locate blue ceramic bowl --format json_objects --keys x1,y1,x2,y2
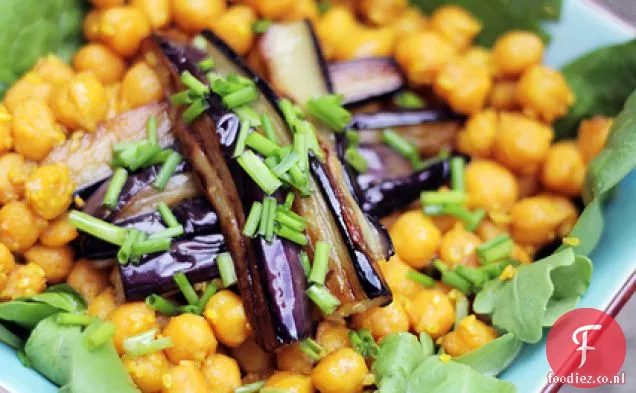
[{"x1": 1, "y1": 0, "x2": 634, "y2": 392}]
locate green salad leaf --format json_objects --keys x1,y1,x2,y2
[
  {"x1": 0, "y1": 290, "x2": 85, "y2": 329},
  {"x1": 373, "y1": 333, "x2": 428, "y2": 393},
  {"x1": 455, "y1": 333, "x2": 523, "y2": 376},
  {"x1": 0, "y1": 322, "x2": 24, "y2": 350},
  {"x1": 0, "y1": 0, "x2": 86, "y2": 97},
  {"x1": 554, "y1": 40, "x2": 636, "y2": 139}
]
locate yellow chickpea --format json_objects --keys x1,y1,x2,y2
[
  {"x1": 0, "y1": 201, "x2": 47, "y2": 252},
  {"x1": 316, "y1": 6, "x2": 360, "y2": 60},
  {"x1": 105, "y1": 82, "x2": 122, "y2": 119},
  {"x1": 161, "y1": 363, "x2": 208, "y2": 393},
  {"x1": 465, "y1": 159, "x2": 519, "y2": 212},
  {"x1": 32, "y1": 55, "x2": 74, "y2": 88},
  {"x1": 545, "y1": 194, "x2": 578, "y2": 237},
  {"x1": 124, "y1": 351, "x2": 170, "y2": 393},
  {"x1": 211, "y1": 5, "x2": 257, "y2": 56},
  {"x1": 67, "y1": 259, "x2": 110, "y2": 302},
  {"x1": 577, "y1": 116, "x2": 612, "y2": 162},
  {"x1": 512, "y1": 243, "x2": 532, "y2": 264},
  {"x1": 461, "y1": 47, "x2": 493, "y2": 75},
  {"x1": 438, "y1": 223, "x2": 482, "y2": 268},
  {"x1": 131, "y1": 0, "x2": 172, "y2": 29},
  {"x1": 0, "y1": 263, "x2": 46, "y2": 300},
  {"x1": 277, "y1": 341, "x2": 314, "y2": 375},
  {"x1": 359, "y1": 0, "x2": 408, "y2": 26},
  {"x1": 315, "y1": 321, "x2": 351, "y2": 354},
  {"x1": 312, "y1": 348, "x2": 368, "y2": 393},
  {"x1": 541, "y1": 141, "x2": 586, "y2": 197},
  {"x1": 492, "y1": 31, "x2": 544, "y2": 77},
  {"x1": 203, "y1": 289, "x2": 249, "y2": 348},
  {"x1": 434, "y1": 60, "x2": 492, "y2": 115},
  {"x1": 441, "y1": 315, "x2": 497, "y2": 357},
  {"x1": 378, "y1": 256, "x2": 421, "y2": 299},
  {"x1": 389, "y1": 210, "x2": 441, "y2": 269},
  {"x1": 73, "y1": 44, "x2": 127, "y2": 85},
  {"x1": 517, "y1": 65, "x2": 574, "y2": 123},
  {"x1": 405, "y1": 289, "x2": 454, "y2": 339},
  {"x1": 0, "y1": 243, "x2": 16, "y2": 293},
  {"x1": 24, "y1": 245, "x2": 74, "y2": 283},
  {"x1": 87, "y1": 287, "x2": 118, "y2": 320},
  {"x1": 352, "y1": 300, "x2": 409, "y2": 340},
  {"x1": 456, "y1": 109, "x2": 497, "y2": 157},
  {"x1": 202, "y1": 354, "x2": 242, "y2": 393},
  {"x1": 266, "y1": 371, "x2": 314, "y2": 393},
  {"x1": 489, "y1": 80, "x2": 518, "y2": 110},
  {"x1": 109, "y1": 302, "x2": 157, "y2": 354},
  {"x1": 285, "y1": 0, "x2": 319, "y2": 22},
  {"x1": 476, "y1": 218, "x2": 508, "y2": 242},
  {"x1": 254, "y1": 0, "x2": 295, "y2": 20},
  {"x1": 51, "y1": 72, "x2": 108, "y2": 132},
  {"x1": 395, "y1": 31, "x2": 457, "y2": 85},
  {"x1": 0, "y1": 119, "x2": 12, "y2": 155},
  {"x1": 0, "y1": 153, "x2": 30, "y2": 205},
  {"x1": 430, "y1": 5, "x2": 482, "y2": 50},
  {"x1": 91, "y1": 0, "x2": 125, "y2": 8},
  {"x1": 231, "y1": 337, "x2": 275, "y2": 374},
  {"x1": 172, "y1": 0, "x2": 226, "y2": 34},
  {"x1": 3, "y1": 73, "x2": 53, "y2": 113},
  {"x1": 390, "y1": 7, "x2": 428, "y2": 38},
  {"x1": 39, "y1": 213, "x2": 78, "y2": 247},
  {"x1": 335, "y1": 27, "x2": 395, "y2": 61},
  {"x1": 24, "y1": 164, "x2": 74, "y2": 220},
  {"x1": 99, "y1": 6, "x2": 151, "y2": 57},
  {"x1": 494, "y1": 112, "x2": 554, "y2": 174},
  {"x1": 163, "y1": 313, "x2": 217, "y2": 362},
  {"x1": 11, "y1": 98, "x2": 65, "y2": 161},
  {"x1": 119, "y1": 62, "x2": 164, "y2": 112},
  {"x1": 84, "y1": 10, "x2": 103, "y2": 41},
  {"x1": 509, "y1": 196, "x2": 577, "y2": 246}
]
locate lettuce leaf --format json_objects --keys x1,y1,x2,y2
[{"x1": 455, "y1": 334, "x2": 523, "y2": 376}]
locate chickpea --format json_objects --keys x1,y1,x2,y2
[
  {"x1": 87, "y1": 287, "x2": 117, "y2": 320},
  {"x1": 67, "y1": 259, "x2": 110, "y2": 302},
  {"x1": 461, "y1": 47, "x2": 493, "y2": 74},
  {"x1": 266, "y1": 371, "x2": 314, "y2": 393},
  {"x1": 315, "y1": 321, "x2": 351, "y2": 353},
  {"x1": 512, "y1": 243, "x2": 532, "y2": 264},
  {"x1": 172, "y1": 0, "x2": 226, "y2": 34},
  {"x1": 0, "y1": 119, "x2": 11, "y2": 155},
  {"x1": 492, "y1": 31, "x2": 544, "y2": 77},
  {"x1": 577, "y1": 116, "x2": 612, "y2": 162},
  {"x1": 430, "y1": 5, "x2": 482, "y2": 50},
  {"x1": 231, "y1": 337, "x2": 275, "y2": 374},
  {"x1": 202, "y1": 354, "x2": 242, "y2": 393},
  {"x1": 335, "y1": 27, "x2": 395, "y2": 61},
  {"x1": 316, "y1": 6, "x2": 360, "y2": 60},
  {"x1": 124, "y1": 351, "x2": 170, "y2": 393},
  {"x1": 285, "y1": 0, "x2": 319, "y2": 22},
  {"x1": 517, "y1": 65, "x2": 574, "y2": 123},
  {"x1": 0, "y1": 153, "x2": 30, "y2": 205},
  {"x1": 91, "y1": 0, "x2": 125, "y2": 8},
  {"x1": 405, "y1": 289, "x2": 454, "y2": 339},
  {"x1": 211, "y1": 5, "x2": 257, "y2": 56},
  {"x1": 99, "y1": 6, "x2": 151, "y2": 57},
  {"x1": 73, "y1": 44, "x2": 127, "y2": 85},
  {"x1": 39, "y1": 213, "x2": 78, "y2": 247},
  {"x1": 131, "y1": 0, "x2": 172, "y2": 29},
  {"x1": 456, "y1": 109, "x2": 497, "y2": 157},
  {"x1": 476, "y1": 218, "x2": 508, "y2": 242},
  {"x1": 0, "y1": 201, "x2": 47, "y2": 252},
  {"x1": 119, "y1": 62, "x2": 163, "y2": 112},
  {"x1": 517, "y1": 172, "x2": 540, "y2": 198},
  {"x1": 312, "y1": 348, "x2": 368, "y2": 393},
  {"x1": 105, "y1": 82, "x2": 122, "y2": 119},
  {"x1": 254, "y1": 0, "x2": 295, "y2": 20},
  {"x1": 542, "y1": 194, "x2": 579, "y2": 237},
  {"x1": 3, "y1": 73, "x2": 53, "y2": 113},
  {"x1": 109, "y1": 302, "x2": 157, "y2": 354},
  {"x1": 395, "y1": 31, "x2": 456, "y2": 85},
  {"x1": 438, "y1": 223, "x2": 482, "y2": 268},
  {"x1": 51, "y1": 72, "x2": 108, "y2": 132},
  {"x1": 24, "y1": 164, "x2": 74, "y2": 220},
  {"x1": 161, "y1": 363, "x2": 208, "y2": 393},
  {"x1": 0, "y1": 243, "x2": 16, "y2": 293},
  {"x1": 441, "y1": 315, "x2": 497, "y2": 356},
  {"x1": 494, "y1": 112, "x2": 554, "y2": 174},
  {"x1": 509, "y1": 196, "x2": 577, "y2": 246},
  {"x1": 352, "y1": 300, "x2": 409, "y2": 340},
  {"x1": 390, "y1": 7, "x2": 428, "y2": 38},
  {"x1": 24, "y1": 245, "x2": 74, "y2": 283},
  {"x1": 389, "y1": 210, "x2": 441, "y2": 269},
  {"x1": 277, "y1": 341, "x2": 314, "y2": 375},
  {"x1": 1, "y1": 263, "x2": 46, "y2": 300},
  {"x1": 203, "y1": 289, "x2": 249, "y2": 348},
  {"x1": 434, "y1": 60, "x2": 492, "y2": 115},
  {"x1": 465, "y1": 159, "x2": 519, "y2": 212},
  {"x1": 377, "y1": 256, "x2": 421, "y2": 299},
  {"x1": 11, "y1": 98, "x2": 66, "y2": 161},
  {"x1": 84, "y1": 10, "x2": 103, "y2": 41},
  {"x1": 541, "y1": 141, "x2": 586, "y2": 197},
  {"x1": 359, "y1": 0, "x2": 408, "y2": 26},
  {"x1": 32, "y1": 55, "x2": 74, "y2": 88},
  {"x1": 163, "y1": 313, "x2": 217, "y2": 362}
]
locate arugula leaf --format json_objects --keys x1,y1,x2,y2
[
  {"x1": 21, "y1": 292, "x2": 86, "y2": 313},
  {"x1": 472, "y1": 279, "x2": 503, "y2": 315},
  {"x1": 455, "y1": 333, "x2": 523, "y2": 376},
  {"x1": 0, "y1": 322, "x2": 24, "y2": 350},
  {"x1": 24, "y1": 316, "x2": 81, "y2": 386},
  {"x1": 373, "y1": 333, "x2": 428, "y2": 393},
  {"x1": 554, "y1": 40, "x2": 636, "y2": 139},
  {"x1": 0, "y1": 0, "x2": 86, "y2": 97},
  {"x1": 0, "y1": 301, "x2": 60, "y2": 329}
]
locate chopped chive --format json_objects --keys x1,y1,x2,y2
[
  {"x1": 153, "y1": 151, "x2": 182, "y2": 191},
  {"x1": 56, "y1": 313, "x2": 94, "y2": 326},
  {"x1": 217, "y1": 252, "x2": 237, "y2": 288},
  {"x1": 382, "y1": 129, "x2": 419, "y2": 161},
  {"x1": 149, "y1": 225, "x2": 184, "y2": 240},
  {"x1": 479, "y1": 258, "x2": 519, "y2": 278},
  {"x1": 275, "y1": 145, "x2": 292, "y2": 160},
  {"x1": 173, "y1": 271, "x2": 199, "y2": 305},
  {"x1": 233, "y1": 118, "x2": 252, "y2": 157},
  {"x1": 465, "y1": 208, "x2": 486, "y2": 231},
  {"x1": 146, "y1": 294, "x2": 178, "y2": 316},
  {"x1": 130, "y1": 142, "x2": 161, "y2": 171},
  {"x1": 234, "y1": 106, "x2": 262, "y2": 126},
  {"x1": 476, "y1": 234, "x2": 513, "y2": 265},
  {"x1": 272, "y1": 151, "x2": 299, "y2": 177},
  {"x1": 283, "y1": 192, "x2": 295, "y2": 210},
  {"x1": 212, "y1": 79, "x2": 245, "y2": 96},
  {"x1": 197, "y1": 57, "x2": 215, "y2": 72},
  {"x1": 406, "y1": 271, "x2": 435, "y2": 287},
  {"x1": 454, "y1": 295, "x2": 469, "y2": 330},
  {"x1": 300, "y1": 251, "x2": 311, "y2": 278},
  {"x1": 158, "y1": 202, "x2": 180, "y2": 228},
  {"x1": 246, "y1": 132, "x2": 280, "y2": 157},
  {"x1": 197, "y1": 282, "x2": 218, "y2": 311},
  {"x1": 207, "y1": 71, "x2": 222, "y2": 85},
  {"x1": 265, "y1": 196, "x2": 277, "y2": 242},
  {"x1": 275, "y1": 211, "x2": 306, "y2": 232},
  {"x1": 393, "y1": 90, "x2": 426, "y2": 109},
  {"x1": 441, "y1": 271, "x2": 472, "y2": 294},
  {"x1": 299, "y1": 338, "x2": 327, "y2": 361},
  {"x1": 192, "y1": 34, "x2": 207, "y2": 50},
  {"x1": 275, "y1": 225, "x2": 308, "y2": 246},
  {"x1": 235, "y1": 381, "x2": 266, "y2": 393},
  {"x1": 279, "y1": 99, "x2": 299, "y2": 131},
  {"x1": 306, "y1": 95, "x2": 351, "y2": 132},
  {"x1": 243, "y1": 201, "x2": 263, "y2": 237},
  {"x1": 350, "y1": 329, "x2": 379, "y2": 359},
  {"x1": 117, "y1": 229, "x2": 142, "y2": 264},
  {"x1": 294, "y1": 132, "x2": 308, "y2": 172},
  {"x1": 300, "y1": 121, "x2": 325, "y2": 161},
  {"x1": 131, "y1": 238, "x2": 172, "y2": 257},
  {"x1": 420, "y1": 191, "x2": 466, "y2": 206},
  {"x1": 281, "y1": 209, "x2": 307, "y2": 225},
  {"x1": 227, "y1": 73, "x2": 254, "y2": 88},
  {"x1": 258, "y1": 198, "x2": 273, "y2": 237},
  {"x1": 306, "y1": 285, "x2": 341, "y2": 315},
  {"x1": 450, "y1": 157, "x2": 465, "y2": 192},
  {"x1": 346, "y1": 130, "x2": 360, "y2": 145},
  {"x1": 344, "y1": 147, "x2": 368, "y2": 173},
  {"x1": 130, "y1": 231, "x2": 147, "y2": 265},
  {"x1": 429, "y1": 204, "x2": 485, "y2": 231},
  {"x1": 455, "y1": 265, "x2": 488, "y2": 288},
  {"x1": 178, "y1": 304, "x2": 200, "y2": 314},
  {"x1": 102, "y1": 168, "x2": 128, "y2": 209},
  {"x1": 260, "y1": 113, "x2": 279, "y2": 144},
  {"x1": 147, "y1": 115, "x2": 158, "y2": 145},
  {"x1": 83, "y1": 320, "x2": 116, "y2": 350},
  {"x1": 288, "y1": 165, "x2": 308, "y2": 187},
  {"x1": 308, "y1": 241, "x2": 331, "y2": 285},
  {"x1": 69, "y1": 210, "x2": 128, "y2": 246},
  {"x1": 222, "y1": 86, "x2": 258, "y2": 109},
  {"x1": 433, "y1": 259, "x2": 449, "y2": 273},
  {"x1": 182, "y1": 99, "x2": 209, "y2": 124},
  {"x1": 252, "y1": 19, "x2": 272, "y2": 33},
  {"x1": 170, "y1": 90, "x2": 194, "y2": 106},
  {"x1": 146, "y1": 149, "x2": 173, "y2": 166},
  {"x1": 125, "y1": 335, "x2": 173, "y2": 358},
  {"x1": 180, "y1": 71, "x2": 208, "y2": 96},
  {"x1": 113, "y1": 142, "x2": 137, "y2": 153},
  {"x1": 237, "y1": 150, "x2": 282, "y2": 195}
]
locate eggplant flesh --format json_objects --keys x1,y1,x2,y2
[
  {"x1": 328, "y1": 58, "x2": 405, "y2": 105},
  {"x1": 350, "y1": 109, "x2": 465, "y2": 130}
]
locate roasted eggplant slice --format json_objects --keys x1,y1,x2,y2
[
  {"x1": 350, "y1": 109, "x2": 464, "y2": 129},
  {"x1": 328, "y1": 58, "x2": 405, "y2": 105}
]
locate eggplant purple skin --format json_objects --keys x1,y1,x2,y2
[
  {"x1": 329, "y1": 58, "x2": 404, "y2": 105},
  {"x1": 350, "y1": 109, "x2": 465, "y2": 130}
]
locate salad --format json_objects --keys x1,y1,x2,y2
[{"x1": 0, "y1": 1, "x2": 635, "y2": 393}]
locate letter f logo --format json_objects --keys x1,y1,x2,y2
[{"x1": 572, "y1": 324, "x2": 603, "y2": 368}]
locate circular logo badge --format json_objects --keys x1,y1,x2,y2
[{"x1": 546, "y1": 308, "x2": 626, "y2": 388}]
